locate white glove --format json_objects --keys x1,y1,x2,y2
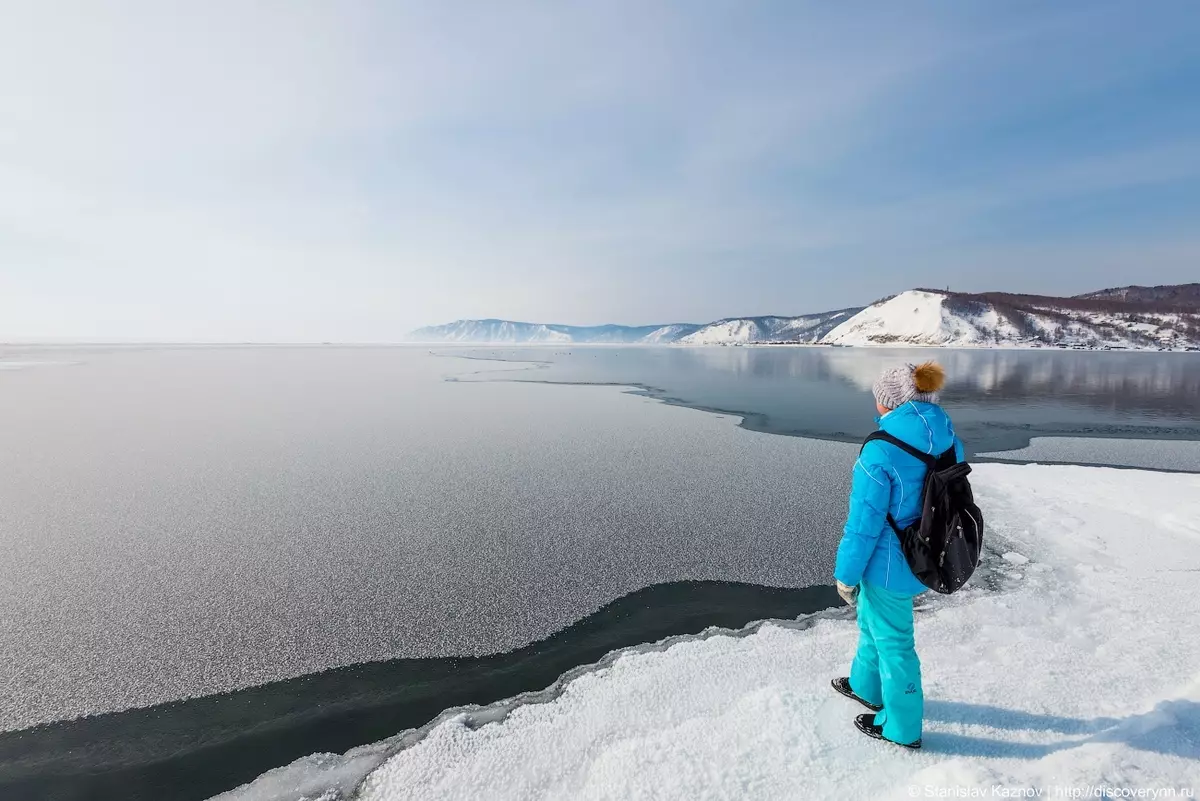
[{"x1": 837, "y1": 580, "x2": 859, "y2": 606}]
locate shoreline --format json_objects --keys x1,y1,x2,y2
[
  {"x1": 4, "y1": 352, "x2": 1198, "y2": 799},
  {"x1": 0, "y1": 582, "x2": 841, "y2": 801},
  {"x1": 237, "y1": 462, "x2": 1200, "y2": 801}
]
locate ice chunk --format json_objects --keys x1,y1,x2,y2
[{"x1": 211, "y1": 749, "x2": 391, "y2": 801}]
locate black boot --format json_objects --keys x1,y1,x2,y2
[
  {"x1": 854, "y1": 713, "x2": 922, "y2": 750},
  {"x1": 831, "y1": 677, "x2": 883, "y2": 712}
]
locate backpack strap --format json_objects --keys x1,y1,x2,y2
[
  {"x1": 860, "y1": 431, "x2": 936, "y2": 466},
  {"x1": 860, "y1": 431, "x2": 937, "y2": 536}
]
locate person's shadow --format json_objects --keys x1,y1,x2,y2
[{"x1": 922, "y1": 699, "x2": 1200, "y2": 760}]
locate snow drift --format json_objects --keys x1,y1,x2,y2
[{"x1": 219, "y1": 462, "x2": 1200, "y2": 801}]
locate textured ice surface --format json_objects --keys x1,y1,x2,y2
[
  {"x1": 235, "y1": 464, "x2": 1200, "y2": 801},
  {"x1": 979, "y1": 436, "x2": 1200, "y2": 472},
  {"x1": 0, "y1": 348, "x2": 856, "y2": 730}
]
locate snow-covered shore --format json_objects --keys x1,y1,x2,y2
[{"x1": 223, "y1": 462, "x2": 1200, "y2": 801}]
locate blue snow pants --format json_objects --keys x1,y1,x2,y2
[{"x1": 849, "y1": 582, "x2": 923, "y2": 745}]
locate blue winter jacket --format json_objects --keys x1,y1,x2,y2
[{"x1": 834, "y1": 401, "x2": 965, "y2": 596}]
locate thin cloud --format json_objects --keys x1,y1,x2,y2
[{"x1": 0, "y1": 2, "x2": 1196, "y2": 340}]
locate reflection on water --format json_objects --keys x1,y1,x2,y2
[{"x1": 459, "y1": 347, "x2": 1200, "y2": 453}]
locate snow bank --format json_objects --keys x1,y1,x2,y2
[{"x1": 222, "y1": 463, "x2": 1200, "y2": 800}]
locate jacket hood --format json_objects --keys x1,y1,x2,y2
[{"x1": 877, "y1": 401, "x2": 957, "y2": 456}]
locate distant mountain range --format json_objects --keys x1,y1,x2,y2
[
  {"x1": 406, "y1": 319, "x2": 697, "y2": 344},
  {"x1": 408, "y1": 309, "x2": 862, "y2": 346},
  {"x1": 409, "y1": 283, "x2": 1200, "y2": 350}
]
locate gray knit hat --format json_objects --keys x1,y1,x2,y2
[{"x1": 872, "y1": 362, "x2": 944, "y2": 410}]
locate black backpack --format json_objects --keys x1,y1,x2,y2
[{"x1": 861, "y1": 432, "x2": 984, "y2": 594}]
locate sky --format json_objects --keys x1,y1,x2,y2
[{"x1": 1, "y1": 1, "x2": 1198, "y2": 341}]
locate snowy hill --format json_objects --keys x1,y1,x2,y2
[
  {"x1": 822, "y1": 289, "x2": 1200, "y2": 350},
  {"x1": 677, "y1": 309, "x2": 861, "y2": 345},
  {"x1": 410, "y1": 311, "x2": 861, "y2": 346},
  {"x1": 639, "y1": 324, "x2": 699, "y2": 344},
  {"x1": 407, "y1": 319, "x2": 703, "y2": 344},
  {"x1": 224, "y1": 462, "x2": 1200, "y2": 800},
  {"x1": 410, "y1": 284, "x2": 1200, "y2": 349}
]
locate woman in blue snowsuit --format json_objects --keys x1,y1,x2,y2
[{"x1": 832, "y1": 362, "x2": 962, "y2": 749}]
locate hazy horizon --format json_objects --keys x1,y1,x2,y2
[
  {"x1": 1, "y1": 278, "x2": 1182, "y2": 345},
  {"x1": 3, "y1": 2, "x2": 1198, "y2": 342}
]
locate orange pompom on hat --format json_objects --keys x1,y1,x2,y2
[{"x1": 872, "y1": 361, "x2": 945, "y2": 410}]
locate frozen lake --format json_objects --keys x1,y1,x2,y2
[
  {"x1": 0, "y1": 347, "x2": 855, "y2": 732},
  {"x1": 1, "y1": 345, "x2": 1198, "y2": 799}
]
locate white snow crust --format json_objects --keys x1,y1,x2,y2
[{"x1": 224, "y1": 463, "x2": 1200, "y2": 801}]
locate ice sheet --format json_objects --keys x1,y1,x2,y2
[{"x1": 0, "y1": 347, "x2": 857, "y2": 730}]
